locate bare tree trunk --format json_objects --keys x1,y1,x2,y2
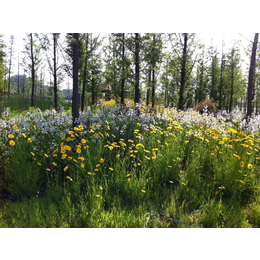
[
  {"x1": 120, "y1": 33, "x2": 125, "y2": 107},
  {"x1": 219, "y1": 46, "x2": 225, "y2": 110},
  {"x1": 178, "y1": 33, "x2": 188, "y2": 110},
  {"x1": 91, "y1": 71, "x2": 95, "y2": 105},
  {"x1": 247, "y1": 33, "x2": 259, "y2": 119},
  {"x1": 146, "y1": 68, "x2": 151, "y2": 106},
  {"x1": 17, "y1": 51, "x2": 20, "y2": 93},
  {"x1": 30, "y1": 33, "x2": 35, "y2": 107},
  {"x1": 81, "y1": 34, "x2": 89, "y2": 112},
  {"x1": 152, "y1": 67, "x2": 155, "y2": 107},
  {"x1": 72, "y1": 33, "x2": 80, "y2": 127},
  {"x1": 134, "y1": 33, "x2": 140, "y2": 104},
  {"x1": 151, "y1": 35, "x2": 156, "y2": 108},
  {"x1": 53, "y1": 34, "x2": 58, "y2": 110},
  {"x1": 229, "y1": 64, "x2": 234, "y2": 112}
]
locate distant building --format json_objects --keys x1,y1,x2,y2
[{"x1": 100, "y1": 84, "x2": 111, "y2": 101}]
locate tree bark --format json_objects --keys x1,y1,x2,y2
[
  {"x1": 247, "y1": 33, "x2": 259, "y2": 119},
  {"x1": 17, "y1": 51, "x2": 20, "y2": 93},
  {"x1": 72, "y1": 33, "x2": 80, "y2": 127},
  {"x1": 146, "y1": 68, "x2": 151, "y2": 106},
  {"x1": 229, "y1": 60, "x2": 234, "y2": 112},
  {"x1": 81, "y1": 34, "x2": 89, "y2": 112},
  {"x1": 219, "y1": 50, "x2": 225, "y2": 110},
  {"x1": 120, "y1": 33, "x2": 125, "y2": 107},
  {"x1": 91, "y1": 71, "x2": 95, "y2": 105},
  {"x1": 151, "y1": 34, "x2": 156, "y2": 108},
  {"x1": 152, "y1": 67, "x2": 155, "y2": 108},
  {"x1": 53, "y1": 34, "x2": 58, "y2": 110},
  {"x1": 30, "y1": 33, "x2": 35, "y2": 107},
  {"x1": 134, "y1": 33, "x2": 140, "y2": 104},
  {"x1": 178, "y1": 33, "x2": 188, "y2": 110}
]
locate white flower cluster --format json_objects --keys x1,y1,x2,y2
[{"x1": 1, "y1": 105, "x2": 260, "y2": 161}]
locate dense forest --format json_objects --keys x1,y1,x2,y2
[{"x1": 0, "y1": 33, "x2": 259, "y2": 118}]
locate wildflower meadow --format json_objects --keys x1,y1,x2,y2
[{"x1": 1, "y1": 101, "x2": 260, "y2": 228}]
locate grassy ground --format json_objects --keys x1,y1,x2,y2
[
  {"x1": 0, "y1": 94, "x2": 71, "y2": 115},
  {"x1": 1, "y1": 104, "x2": 260, "y2": 227}
]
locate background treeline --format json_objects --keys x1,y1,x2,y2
[{"x1": 0, "y1": 33, "x2": 259, "y2": 114}]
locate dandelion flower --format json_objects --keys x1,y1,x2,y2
[
  {"x1": 44, "y1": 153, "x2": 49, "y2": 158},
  {"x1": 109, "y1": 167, "x2": 113, "y2": 171},
  {"x1": 240, "y1": 161, "x2": 244, "y2": 168},
  {"x1": 81, "y1": 163, "x2": 85, "y2": 168},
  {"x1": 27, "y1": 138, "x2": 32, "y2": 143},
  {"x1": 13, "y1": 125, "x2": 19, "y2": 130},
  {"x1": 31, "y1": 152, "x2": 35, "y2": 156},
  {"x1": 116, "y1": 154, "x2": 120, "y2": 158},
  {"x1": 63, "y1": 166, "x2": 68, "y2": 172},
  {"x1": 53, "y1": 162, "x2": 57, "y2": 167},
  {"x1": 8, "y1": 134, "x2": 14, "y2": 139},
  {"x1": 141, "y1": 190, "x2": 146, "y2": 193},
  {"x1": 100, "y1": 158, "x2": 104, "y2": 163},
  {"x1": 46, "y1": 168, "x2": 51, "y2": 172}
]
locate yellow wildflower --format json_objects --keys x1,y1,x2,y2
[
  {"x1": 8, "y1": 134, "x2": 14, "y2": 139},
  {"x1": 9, "y1": 140, "x2": 15, "y2": 146},
  {"x1": 100, "y1": 158, "x2": 104, "y2": 163},
  {"x1": 248, "y1": 164, "x2": 253, "y2": 170},
  {"x1": 66, "y1": 176, "x2": 73, "y2": 182},
  {"x1": 27, "y1": 138, "x2": 32, "y2": 143},
  {"x1": 81, "y1": 139, "x2": 87, "y2": 144},
  {"x1": 13, "y1": 125, "x2": 19, "y2": 130}
]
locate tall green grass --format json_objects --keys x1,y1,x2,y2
[
  {"x1": 0, "y1": 94, "x2": 71, "y2": 115},
  {"x1": 1, "y1": 109, "x2": 260, "y2": 227}
]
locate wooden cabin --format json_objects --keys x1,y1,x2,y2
[{"x1": 100, "y1": 84, "x2": 111, "y2": 101}]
